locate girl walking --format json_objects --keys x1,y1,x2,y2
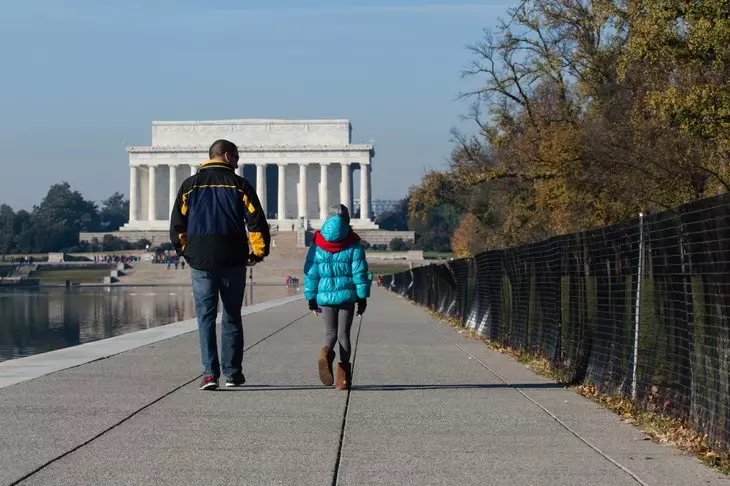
[{"x1": 304, "y1": 204, "x2": 371, "y2": 390}]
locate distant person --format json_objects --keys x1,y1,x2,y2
[
  {"x1": 304, "y1": 204, "x2": 371, "y2": 390},
  {"x1": 180, "y1": 259, "x2": 186, "y2": 270},
  {"x1": 170, "y1": 139, "x2": 270, "y2": 391}
]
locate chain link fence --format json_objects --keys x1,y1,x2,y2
[{"x1": 381, "y1": 192, "x2": 730, "y2": 450}]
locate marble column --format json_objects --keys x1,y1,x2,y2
[
  {"x1": 168, "y1": 165, "x2": 177, "y2": 214},
  {"x1": 319, "y1": 164, "x2": 329, "y2": 219},
  {"x1": 340, "y1": 163, "x2": 351, "y2": 211},
  {"x1": 256, "y1": 164, "x2": 267, "y2": 216},
  {"x1": 190, "y1": 164, "x2": 197, "y2": 176},
  {"x1": 360, "y1": 164, "x2": 371, "y2": 220},
  {"x1": 148, "y1": 165, "x2": 157, "y2": 221},
  {"x1": 129, "y1": 166, "x2": 138, "y2": 222},
  {"x1": 278, "y1": 164, "x2": 287, "y2": 219},
  {"x1": 298, "y1": 163, "x2": 308, "y2": 219}
]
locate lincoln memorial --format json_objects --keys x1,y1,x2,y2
[{"x1": 120, "y1": 118, "x2": 379, "y2": 233}]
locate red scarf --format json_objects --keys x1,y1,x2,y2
[{"x1": 313, "y1": 230, "x2": 361, "y2": 253}]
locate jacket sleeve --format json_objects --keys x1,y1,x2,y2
[
  {"x1": 169, "y1": 184, "x2": 188, "y2": 256},
  {"x1": 351, "y1": 243, "x2": 371, "y2": 300},
  {"x1": 303, "y1": 246, "x2": 320, "y2": 301},
  {"x1": 241, "y1": 181, "x2": 271, "y2": 258}
]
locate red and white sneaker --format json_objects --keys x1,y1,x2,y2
[{"x1": 199, "y1": 376, "x2": 218, "y2": 391}]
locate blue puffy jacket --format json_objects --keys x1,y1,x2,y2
[{"x1": 304, "y1": 215, "x2": 371, "y2": 306}]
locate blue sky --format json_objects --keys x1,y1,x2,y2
[{"x1": 0, "y1": 0, "x2": 511, "y2": 210}]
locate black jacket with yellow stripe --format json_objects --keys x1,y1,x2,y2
[{"x1": 169, "y1": 160, "x2": 270, "y2": 270}]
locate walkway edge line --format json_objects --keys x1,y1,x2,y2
[
  {"x1": 0, "y1": 294, "x2": 304, "y2": 389},
  {"x1": 423, "y1": 315, "x2": 648, "y2": 486}
]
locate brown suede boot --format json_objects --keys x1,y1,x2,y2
[
  {"x1": 317, "y1": 346, "x2": 335, "y2": 386},
  {"x1": 335, "y1": 362, "x2": 351, "y2": 390}
]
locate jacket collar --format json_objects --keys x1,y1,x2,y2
[{"x1": 200, "y1": 160, "x2": 235, "y2": 171}]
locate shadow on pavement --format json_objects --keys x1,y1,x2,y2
[{"x1": 218, "y1": 383, "x2": 565, "y2": 392}]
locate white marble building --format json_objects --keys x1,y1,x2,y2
[{"x1": 120, "y1": 119, "x2": 379, "y2": 232}]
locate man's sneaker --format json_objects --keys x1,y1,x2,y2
[
  {"x1": 225, "y1": 373, "x2": 246, "y2": 387},
  {"x1": 199, "y1": 376, "x2": 218, "y2": 390}
]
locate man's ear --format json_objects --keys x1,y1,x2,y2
[{"x1": 225, "y1": 152, "x2": 238, "y2": 167}]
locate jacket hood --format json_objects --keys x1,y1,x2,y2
[
  {"x1": 320, "y1": 215, "x2": 351, "y2": 242},
  {"x1": 314, "y1": 216, "x2": 361, "y2": 253}
]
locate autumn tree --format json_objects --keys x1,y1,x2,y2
[
  {"x1": 451, "y1": 212, "x2": 489, "y2": 258},
  {"x1": 621, "y1": 0, "x2": 730, "y2": 195},
  {"x1": 407, "y1": 0, "x2": 730, "y2": 250}
]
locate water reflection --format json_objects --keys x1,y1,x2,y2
[{"x1": 0, "y1": 285, "x2": 300, "y2": 362}]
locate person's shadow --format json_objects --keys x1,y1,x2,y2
[{"x1": 219, "y1": 383, "x2": 564, "y2": 392}]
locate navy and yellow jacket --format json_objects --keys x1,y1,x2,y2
[{"x1": 169, "y1": 160, "x2": 270, "y2": 270}]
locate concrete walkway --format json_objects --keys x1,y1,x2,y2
[{"x1": 0, "y1": 289, "x2": 726, "y2": 485}]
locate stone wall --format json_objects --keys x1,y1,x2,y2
[
  {"x1": 151, "y1": 119, "x2": 351, "y2": 147},
  {"x1": 81, "y1": 228, "x2": 415, "y2": 249},
  {"x1": 79, "y1": 231, "x2": 170, "y2": 247},
  {"x1": 358, "y1": 230, "x2": 415, "y2": 245},
  {"x1": 367, "y1": 250, "x2": 424, "y2": 261}
]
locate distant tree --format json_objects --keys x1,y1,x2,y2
[
  {"x1": 376, "y1": 197, "x2": 409, "y2": 231},
  {"x1": 155, "y1": 242, "x2": 174, "y2": 252},
  {"x1": 134, "y1": 239, "x2": 151, "y2": 250},
  {"x1": 451, "y1": 212, "x2": 488, "y2": 258},
  {"x1": 20, "y1": 182, "x2": 100, "y2": 252},
  {"x1": 388, "y1": 238, "x2": 410, "y2": 251},
  {"x1": 12, "y1": 210, "x2": 37, "y2": 253},
  {"x1": 409, "y1": 200, "x2": 462, "y2": 252},
  {"x1": 101, "y1": 234, "x2": 133, "y2": 251},
  {"x1": 0, "y1": 204, "x2": 15, "y2": 255},
  {"x1": 100, "y1": 192, "x2": 129, "y2": 231}
]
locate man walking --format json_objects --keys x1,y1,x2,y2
[{"x1": 170, "y1": 139, "x2": 270, "y2": 390}]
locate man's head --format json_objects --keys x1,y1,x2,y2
[
  {"x1": 208, "y1": 139, "x2": 239, "y2": 168},
  {"x1": 328, "y1": 204, "x2": 350, "y2": 224}
]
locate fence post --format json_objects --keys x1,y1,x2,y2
[
  {"x1": 407, "y1": 262, "x2": 414, "y2": 293},
  {"x1": 632, "y1": 212, "x2": 645, "y2": 402}
]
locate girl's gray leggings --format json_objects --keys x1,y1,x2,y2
[{"x1": 322, "y1": 302, "x2": 355, "y2": 364}]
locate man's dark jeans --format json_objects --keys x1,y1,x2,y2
[{"x1": 191, "y1": 265, "x2": 247, "y2": 379}]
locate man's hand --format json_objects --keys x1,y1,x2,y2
[
  {"x1": 356, "y1": 299, "x2": 367, "y2": 316},
  {"x1": 247, "y1": 253, "x2": 264, "y2": 266},
  {"x1": 308, "y1": 299, "x2": 319, "y2": 311}
]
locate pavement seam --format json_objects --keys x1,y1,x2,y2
[
  {"x1": 10, "y1": 312, "x2": 309, "y2": 486},
  {"x1": 422, "y1": 314, "x2": 649, "y2": 486},
  {"x1": 331, "y1": 314, "x2": 364, "y2": 486}
]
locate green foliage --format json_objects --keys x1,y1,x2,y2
[
  {"x1": 0, "y1": 204, "x2": 15, "y2": 255},
  {"x1": 135, "y1": 239, "x2": 152, "y2": 249},
  {"x1": 101, "y1": 234, "x2": 131, "y2": 251},
  {"x1": 0, "y1": 183, "x2": 130, "y2": 254},
  {"x1": 154, "y1": 243, "x2": 175, "y2": 253},
  {"x1": 409, "y1": 202, "x2": 462, "y2": 252},
  {"x1": 375, "y1": 197, "x2": 409, "y2": 231},
  {"x1": 388, "y1": 238, "x2": 412, "y2": 251},
  {"x1": 100, "y1": 192, "x2": 130, "y2": 231}
]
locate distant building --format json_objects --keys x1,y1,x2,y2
[
  {"x1": 121, "y1": 117, "x2": 378, "y2": 232},
  {"x1": 354, "y1": 199, "x2": 400, "y2": 218}
]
